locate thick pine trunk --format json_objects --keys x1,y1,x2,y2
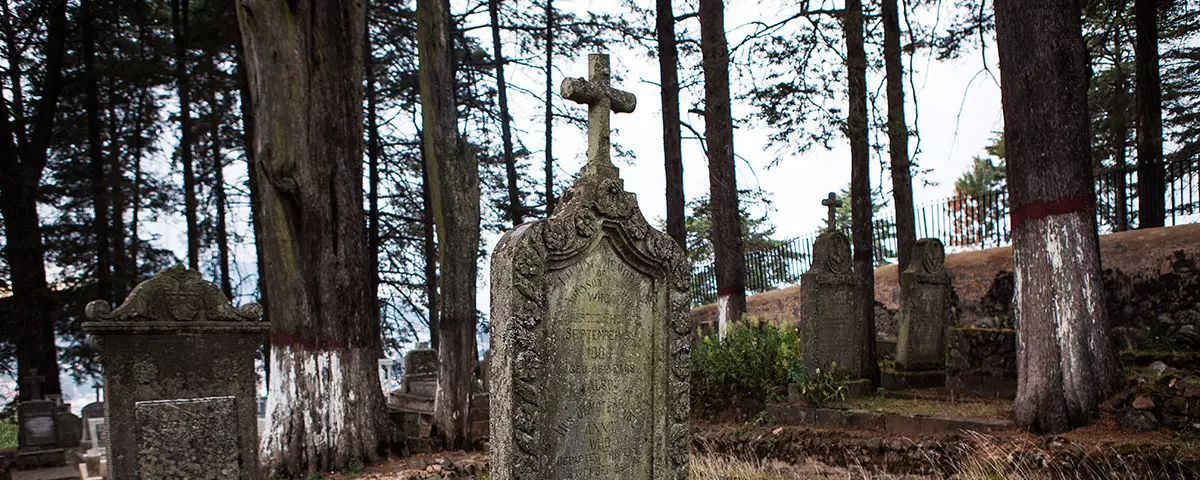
[
  {"x1": 882, "y1": 0, "x2": 914, "y2": 273},
  {"x1": 0, "y1": 0, "x2": 67, "y2": 403},
  {"x1": 658, "y1": 0, "x2": 686, "y2": 249},
  {"x1": 83, "y1": 0, "x2": 112, "y2": 303},
  {"x1": 846, "y1": 0, "x2": 879, "y2": 387},
  {"x1": 236, "y1": 0, "x2": 392, "y2": 473},
  {"x1": 1134, "y1": 0, "x2": 1164, "y2": 229},
  {"x1": 699, "y1": 0, "x2": 746, "y2": 330},
  {"x1": 490, "y1": 0, "x2": 522, "y2": 227},
  {"x1": 543, "y1": 0, "x2": 556, "y2": 215},
  {"x1": 417, "y1": 0, "x2": 480, "y2": 450},
  {"x1": 172, "y1": 0, "x2": 199, "y2": 269},
  {"x1": 994, "y1": 0, "x2": 1124, "y2": 434}
]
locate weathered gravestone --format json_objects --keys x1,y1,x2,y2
[
  {"x1": 15, "y1": 368, "x2": 64, "y2": 468},
  {"x1": 83, "y1": 265, "x2": 268, "y2": 480},
  {"x1": 490, "y1": 53, "x2": 690, "y2": 479},
  {"x1": 892, "y1": 238, "x2": 953, "y2": 388},
  {"x1": 796, "y1": 195, "x2": 870, "y2": 397}
]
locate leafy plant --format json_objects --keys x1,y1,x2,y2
[
  {"x1": 787, "y1": 360, "x2": 848, "y2": 406},
  {"x1": 692, "y1": 319, "x2": 802, "y2": 403}
]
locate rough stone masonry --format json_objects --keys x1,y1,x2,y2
[{"x1": 489, "y1": 53, "x2": 690, "y2": 479}]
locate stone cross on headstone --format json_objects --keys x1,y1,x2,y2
[
  {"x1": 561, "y1": 53, "x2": 637, "y2": 179},
  {"x1": 821, "y1": 192, "x2": 841, "y2": 233},
  {"x1": 21, "y1": 368, "x2": 46, "y2": 401}
]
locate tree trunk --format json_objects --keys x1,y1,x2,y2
[
  {"x1": 699, "y1": 0, "x2": 746, "y2": 330},
  {"x1": 235, "y1": 24, "x2": 269, "y2": 386},
  {"x1": 0, "y1": 0, "x2": 67, "y2": 403},
  {"x1": 108, "y1": 102, "x2": 128, "y2": 301},
  {"x1": 83, "y1": 0, "x2": 112, "y2": 304},
  {"x1": 994, "y1": 0, "x2": 1124, "y2": 434},
  {"x1": 543, "y1": 0, "x2": 556, "y2": 215},
  {"x1": 211, "y1": 93, "x2": 232, "y2": 300},
  {"x1": 420, "y1": 138, "x2": 440, "y2": 351},
  {"x1": 658, "y1": 0, "x2": 686, "y2": 249},
  {"x1": 490, "y1": 0, "x2": 522, "y2": 227},
  {"x1": 846, "y1": 0, "x2": 879, "y2": 387},
  {"x1": 417, "y1": 0, "x2": 480, "y2": 450},
  {"x1": 129, "y1": 21, "x2": 150, "y2": 282},
  {"x1": 236, "y1": 0, "x2": 392, "y2": 473},
  {"x1": 365, "y1": 5, "x2": 381, "y2": 299},
  {"x1": 883, "y1": 0, "x2": 914, "y2": 273},
  {"x1": 1134, "y1": 0, "x2": 1164, "y2": 229},
  {"x1": 172, "y1": 0, "x2": 199, "y2": 269},
  {"x1": 1113, "y1": 29, "x2": 1130, "y2": 232}
]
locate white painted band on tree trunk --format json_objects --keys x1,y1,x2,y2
[
  {"x1": 261, "y1": 346, "x2": 350, "y2": 463},
  {"x1": 718, "y1": 294, "x2": 730, "y2": 338}
]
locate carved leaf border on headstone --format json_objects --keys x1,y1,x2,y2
[{"x1": 499, "y1": 173, "x2": 691, "y2": 479}]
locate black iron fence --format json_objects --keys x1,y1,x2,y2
[{"x1": 691, "y1": 158, "x2": 1200, "y2": 305}]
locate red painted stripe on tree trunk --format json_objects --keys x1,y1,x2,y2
[
  {"x1": 1010, "y1": 195, "x2": 1092, "y2": 229},
  {"x1": 271, "y1": 332, "x2": 346, "y2": 351}
]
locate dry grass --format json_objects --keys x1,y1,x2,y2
[
  {"x1": 689, "y1": 453, "x2": 930, "y2": 480},
  {"x1": 943, "y1": 431, "x2": 1200, "y2": 479}
]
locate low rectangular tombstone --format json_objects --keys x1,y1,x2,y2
[
  {"x1": 490, "y1": 53, "x2": 690, "y2": 479},
  {"x1": 896, "y1": 238, "x2": 953, "y2": 374},
  {"x1": 799, "y1": 207, "x2": 865, "y2": 381},
  {"x1": 82, "y1": 266, "x2": 268, "y2": 480}
]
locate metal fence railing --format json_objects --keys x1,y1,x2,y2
[{"x1": 690, "y1": 158, "x2": 1200, "y2": 305}]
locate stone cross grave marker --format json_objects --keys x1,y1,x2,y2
[
  {"x1": 490, "y1": 53, "x2": 690, "y2": 479},
  {"x1": 798, "y1": 220, "x2": 869, "y2": 390},
  {"x1": 83, "y1": 265, "x2": 268, "y2": 480},
  {"x1": 17, "y1": 368, "x2": 61, "y2": 456},
  {"x1": 821, "y1": 192, "x2": 841, "y2": 233},
  {"x1": 896, "y1": 238, "x2": 953, "y2": 378}
]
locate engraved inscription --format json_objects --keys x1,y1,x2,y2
[{"x1": 542, "y1": 241, "x2": 658, "y2": 479}]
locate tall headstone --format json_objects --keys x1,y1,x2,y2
[
  {"x1": 896, "y1": 238, "x2": 953, "y2": 374},
  {"x1": 83, "y1": 265, "x2": 268, "y2": 480},
  {"x1": 798, "y1": 223, "x2": 864, "y2": 380},
  {"x1": 490, "y1": 53, "x2": 690, "y2": 479},
  {"x1": 15, "y1": 368, "x2": 64, "y2": 468}
]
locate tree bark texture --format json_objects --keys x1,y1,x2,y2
[
  {"x1": 236, "y1": 0, "x2": 392, "y2": 473},
  {"x1": 0, "y1": 0, "x2": 67, "y2": 402},
  {"x1": 490, "y1": 0, "x2": 522, "y2": 227},
  {"x1": 83, "y1": 0, "x2": 112, "y2": 304},
  {"x1": 699, "y1": 0, "x2": 746, "y2": 330},
  {"x1": 882, "y1": 0, "x2": 914, "y2": 274},
  {"x1": 543, "y1": 0, "x2": 556, "y2": 215},
  {"x1": 172, "y1": 0, "x2": 199, "y2": 270},
  {"x1": 658, "y1": 0, "x2": 686, "y2": 249},
  {"x1": 994, "y1": 0, "x2": 1124, "y2": 434},
  {"x1": 1134, "y1": 0, "x2": 1164, "y2": 229},
  {"x1": 417, "y1": 0, "x2": 481, "y2": 450},
  {"x1": 108, "y1": 101, "x2": 129, "y2": 301},
  {"x1": 845, "y1": 0, "x2": 879, "y2": 387}
]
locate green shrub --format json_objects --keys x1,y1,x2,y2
[
  {"x1": 0, "y1": 420, "x2": 15, "y2": 449},
  {"x1": 692, "y1": 319, "x2": 801, "y2": 402},
  {"x1": 787, "y1": 361, "x2": 848, "y2": 405}
]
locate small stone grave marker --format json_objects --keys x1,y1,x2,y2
[{"x1": 490, "y1": 53, "x2": 690, "y2": 479}]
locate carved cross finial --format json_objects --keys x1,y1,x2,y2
[
  {"x1": 561, "y1": 53, "x2": 637, "y2": 178},
  {"x1": 821, "y1": 192, "x2": 842, "y2": 232},
  {"x1": 21, "y1": 368, "x2": 46, "y2": 401}
]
